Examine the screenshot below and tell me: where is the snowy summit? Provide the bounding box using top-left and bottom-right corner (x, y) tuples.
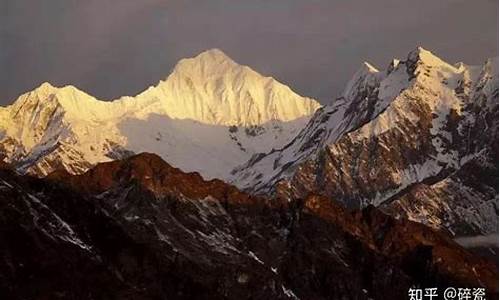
(0, 49), (321, 179)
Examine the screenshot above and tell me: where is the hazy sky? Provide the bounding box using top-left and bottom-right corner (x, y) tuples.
(0, 0), (498, 105)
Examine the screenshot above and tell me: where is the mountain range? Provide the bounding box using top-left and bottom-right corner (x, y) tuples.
(0, 49), (320, 180)
(0, 153), (497, 299)
(0, 47), (498, 299)
(231, 47), (499, 238)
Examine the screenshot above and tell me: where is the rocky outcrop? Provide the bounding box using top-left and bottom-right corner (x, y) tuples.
(0, 153), (497, 299)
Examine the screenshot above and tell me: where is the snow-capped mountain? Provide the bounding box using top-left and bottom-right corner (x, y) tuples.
(1, 44), (497, 298)
(131, 49), (319, 126)
(231, 47), (498, 237)
(0, 49), (320, 179)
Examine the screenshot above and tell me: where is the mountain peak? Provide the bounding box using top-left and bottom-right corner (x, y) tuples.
(361, 61), (379, 73)
(25, 82), (92, 103)
(9, 82), (61, 114)
(196, 48), (233, 61)
(38, 81), (56, 91)
(341, 61), (382, 101)
(58, 152), (248, 201)
(407, 46), (452, 69)
(154, 48), (320, 126)
(172, 48), (238, 77)
(31, 82), (59, 97)
(410, 46), (432, 57)
(387, 59), (401, 74)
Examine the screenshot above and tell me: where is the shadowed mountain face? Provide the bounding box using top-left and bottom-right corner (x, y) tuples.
(0, 153), (497, 299)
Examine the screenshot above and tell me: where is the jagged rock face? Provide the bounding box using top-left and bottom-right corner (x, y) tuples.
(232, 48), (498, 237)
(0, 49), (320, 180)
(381, 159), (498, 236)
(230, 61), (386, 193)
(0, 154), (497, 299)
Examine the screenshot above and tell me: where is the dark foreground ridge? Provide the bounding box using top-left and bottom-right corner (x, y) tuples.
(0, 153), (497, 299)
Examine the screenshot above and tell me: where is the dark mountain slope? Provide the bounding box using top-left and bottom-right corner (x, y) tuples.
(0, 153), (497, 299)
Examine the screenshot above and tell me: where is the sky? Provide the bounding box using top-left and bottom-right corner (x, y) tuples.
(0, 0), (498, 105)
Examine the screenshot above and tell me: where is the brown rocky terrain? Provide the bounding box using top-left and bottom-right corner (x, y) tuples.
(0, 153), (497, 299)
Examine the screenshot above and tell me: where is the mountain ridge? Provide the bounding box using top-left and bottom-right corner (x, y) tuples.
(4, 48), (320, 126)
(1, 152), (497, 299)
(230, 47), (498, 237)
(0, 49), (320, 179)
